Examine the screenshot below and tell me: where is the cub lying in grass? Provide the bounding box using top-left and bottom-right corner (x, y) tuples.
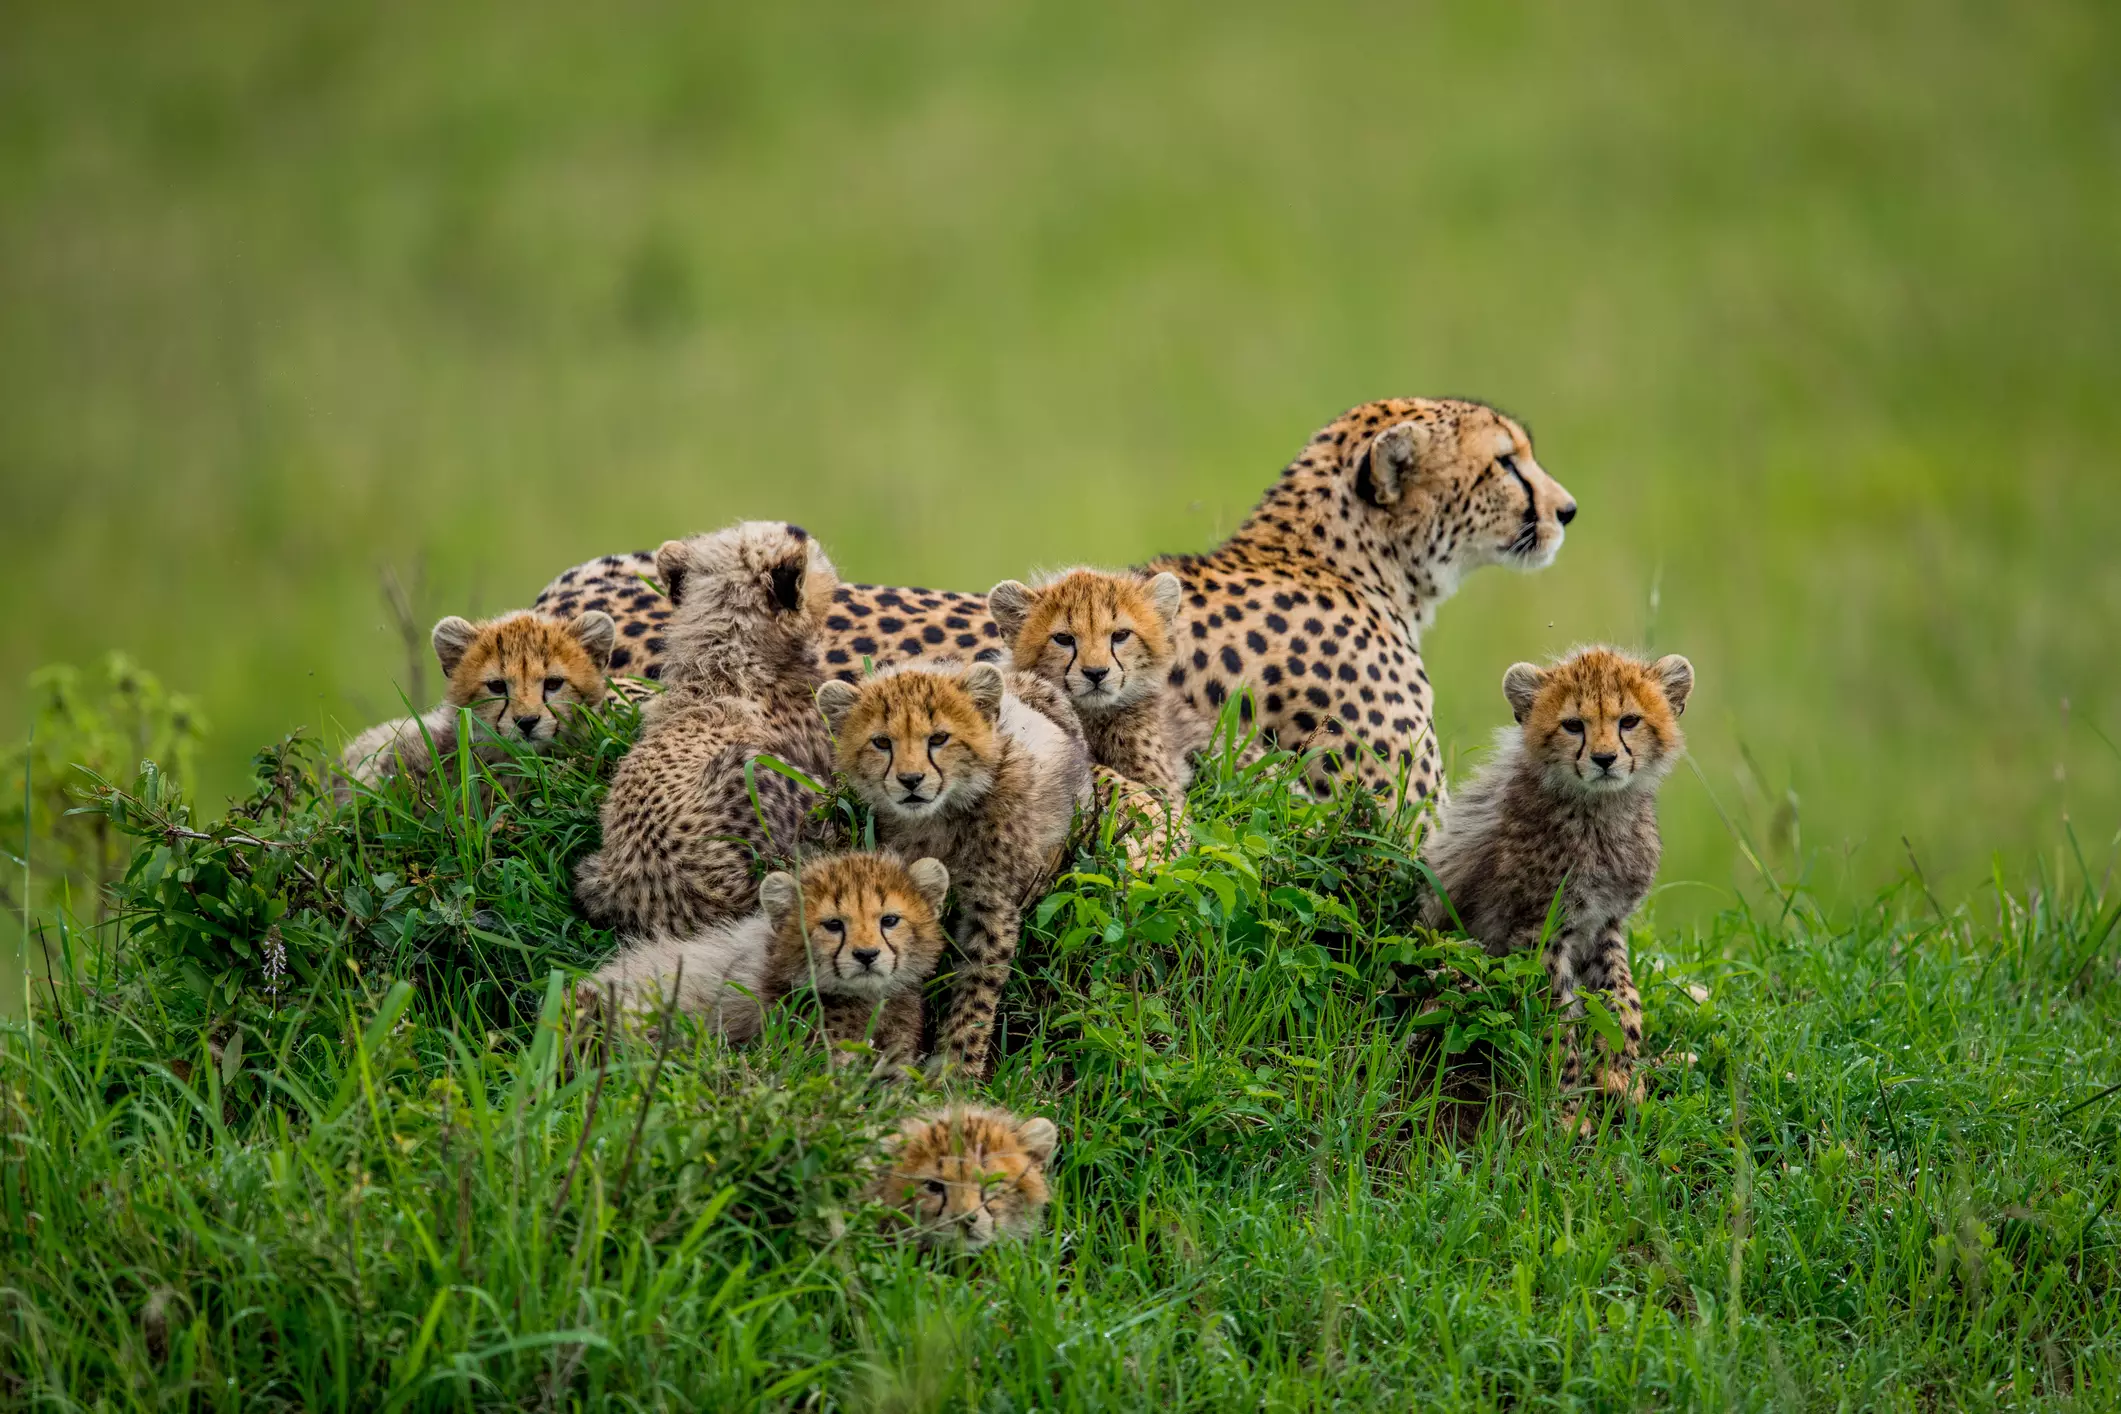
(1421, 645), (1694, 1117)
(866, 1105), (1059, 1251)
(336, 609), (615, 799)
(584, 850), (950, 1064)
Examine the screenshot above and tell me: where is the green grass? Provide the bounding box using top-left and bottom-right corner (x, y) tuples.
(4, 720), (2118, 1408)
(3, 0), (2120, 925)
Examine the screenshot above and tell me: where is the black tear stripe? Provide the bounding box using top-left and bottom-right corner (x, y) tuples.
(1503, 455), (1538, 524)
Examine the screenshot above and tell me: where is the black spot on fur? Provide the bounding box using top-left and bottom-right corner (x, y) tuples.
(1219, 646), (1243, 673)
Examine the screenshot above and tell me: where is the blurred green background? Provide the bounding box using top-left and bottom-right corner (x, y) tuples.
(5, 0), (2119, 929)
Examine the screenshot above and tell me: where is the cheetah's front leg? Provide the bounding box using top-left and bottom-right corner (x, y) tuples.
(933, 899), (1020, 1081)
(1587, 926), (1645, 1104)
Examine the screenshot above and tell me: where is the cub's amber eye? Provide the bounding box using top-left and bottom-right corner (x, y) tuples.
(821, 918), (845, 935)
(879, 913), (901, 929)
(1619, 714), (1642, 731)
(923, 1179), (947, 1197)
(543, 676), (564, 695)
(1051, 632), (1075, 647)
(1561, 718), (1586, 735)
(1111, 628), (1133, 644)
(928, 731), (950, 748)
(483, 679), (508, 698)
(870, 735), (892, 751)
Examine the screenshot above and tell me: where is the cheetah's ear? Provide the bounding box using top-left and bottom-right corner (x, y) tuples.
(962, 663), (1006, 723)
(1016, 1115), (1059, 1166)
(431, 617), (481, 676)
(1145, 572), (1184, 629)
(815, 679), (861, 734)
(568, 611), (617, 672)
(987, 580), (1034, 641)
(905, 857), (951, 911)
(653, 540), (694, 605)
(1502, 662), (1546, 725)
(767, 555), (806, 614)
(758, 871), (800, 927)
(1651, 655), (1695, 717)
(1356, 420), (1436, 508)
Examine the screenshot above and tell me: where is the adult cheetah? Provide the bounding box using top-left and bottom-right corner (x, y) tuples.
(533, 398), (1576, 799)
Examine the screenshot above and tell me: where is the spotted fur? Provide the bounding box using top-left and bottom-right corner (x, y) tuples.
(1421, 646), (1695, 1115)
(866, 1105), (1059, 1251)
(816, 661), (1090, 1080)
(573, 522), (842, 936)
(582, 850), (949, 1063)
(337, 609), (615, 796)
(531, 397), (1574, 801)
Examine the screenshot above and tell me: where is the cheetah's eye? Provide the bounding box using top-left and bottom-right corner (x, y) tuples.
(928, 731), (950, 748)
(1051, 632), (1075, 648)
(871, 735), (892, 752)
(822, 919), (845, 935)
(879, 913), (901, 930)
(1111, 629), (1133, 644)
(1561, 718), (1586, 735)
(484, 679), (508, 699)
(923, 1179), (947, 1197)
(543, 676), (564, 695)
(1618, 714), (1642, 731)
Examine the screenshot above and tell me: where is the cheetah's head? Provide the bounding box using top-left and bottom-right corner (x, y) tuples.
(1504, 647), (1693, 797)
(1335, 400), (1576, 606)
(866, 1106), (1059, 1251)
(652, 521), (839, 684)
(432, 610), (615, 748)
(759, 852), (951, 1001)
(986, 569), (1182, 718)
(815, 662), (1004, 822)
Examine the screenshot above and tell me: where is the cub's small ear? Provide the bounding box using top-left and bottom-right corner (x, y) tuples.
(758, 871), (800, 925)
(962, 663), (1006, 723)
(1355, 419), (1436, 508)
(1016, 1115), (1059, 1166)
(1502, 662), (1546, 724)
(431, 617), (480, 676)
(815, 679), (861, 733)
(987, 580), (1034, 640)
(1652, 655), (1695, 716)
(768, 556), (805, 613)
(653, 540), (693, 605)
(568, 611), (617, 671)
(905, 857), (951, 911)
(1146, 571), (1184, 628)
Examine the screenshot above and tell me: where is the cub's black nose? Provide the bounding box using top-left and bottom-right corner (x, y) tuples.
(515, 715), (542, 736)
(1557, 502), (1578, 526)
(1081, 667), (1108, 686)
(896, 772), (926, 791)
(851, 948), (881, 968)
(1591, 751), (1618, 770)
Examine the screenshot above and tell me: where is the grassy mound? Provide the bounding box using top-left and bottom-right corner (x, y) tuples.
(4, 711), (2119, 1408)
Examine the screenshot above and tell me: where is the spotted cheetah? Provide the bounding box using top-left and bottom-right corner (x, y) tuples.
(866, 1104), (1059, 1251)
(532, 397), (1575, 799)
(1420, 646), (1695, 1117)
(336, 609), (615, 797)
(582, 850), (950, 1064)
(573, 522), (840, 937)
(815, 660), (1090, 1081)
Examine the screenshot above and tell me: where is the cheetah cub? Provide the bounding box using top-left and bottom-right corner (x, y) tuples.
(988, 568), (1191, 864)
(574, 522), (840, 936)
(584, 851), (950, 1063)
(816, 660), (1091, 1080)
(337, 609), (616, 797)
(866, 1105), (1059, 1251)
(1421, 646), (1695, 1115)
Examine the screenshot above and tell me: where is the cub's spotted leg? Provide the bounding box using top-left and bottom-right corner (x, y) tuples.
(933, 900), (1021, 1081)
(1539, 929), (1591, 1106)
(1091, 764), (1183, 870)
(1589, 926), (1646, 1104)
(819, 993), (924, 1068)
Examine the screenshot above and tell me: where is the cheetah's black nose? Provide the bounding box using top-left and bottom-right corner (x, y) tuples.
(1591, 751), (1618, 770)
(1081, 667), (1108, 687)
(897, 772), (926, 792)
(514, 715), (542, 736)
(1557, 502), (1578, 526)
(851, 948), (881, 969)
